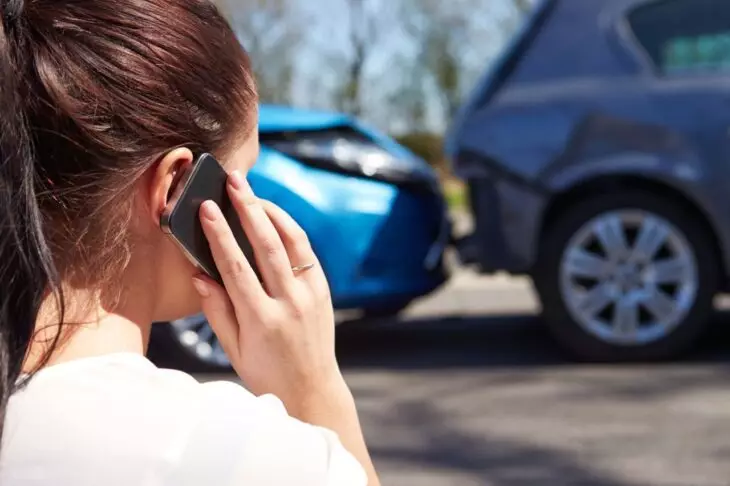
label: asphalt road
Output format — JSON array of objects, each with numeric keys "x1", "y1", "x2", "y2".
[
  {"x1": 333, "y1": 273, "x2": 730, "y2": 486},
  {"x1": 200, "y1": 271, "x2": 730, "y2": 486}
]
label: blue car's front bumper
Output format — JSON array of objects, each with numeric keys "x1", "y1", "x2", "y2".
[{"x1": 250, "y1": 147, "x2": 450, "y2": 310}]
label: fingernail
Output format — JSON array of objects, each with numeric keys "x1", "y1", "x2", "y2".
[
  {"x1": 228, "y1": 170, "x2": 247, "y2": 190},
  {"x1": 200, "y1": 200, "x2": 220, "y2": 221},
  {"x1": 192, "y1": 277, "x2": 210, "y2": 297}
]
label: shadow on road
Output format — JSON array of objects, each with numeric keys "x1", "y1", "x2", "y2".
[
  {"x1": 336, "y1": 310, "x2": 730, "y2": 370},
  {"x1": 183, "y1": 308, "x2": 730, "y2": 484},
  {"x1": 338, "y1": 311, "x2": 730, "y2": 486},
  {"x1": 369, "y1": 398, "x2": 648, "y2": 486},
  {"x1": 336, "y1": 313, "x2": 566, "y2": 369}
]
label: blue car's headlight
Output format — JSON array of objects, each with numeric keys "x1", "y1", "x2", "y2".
[{"x1": 265, "y1": 130, "x2": 436, "y2": 185}]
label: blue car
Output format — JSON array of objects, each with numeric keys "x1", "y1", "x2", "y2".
[{"x1": 150, "y1": 104, "x2": 451, "y2": 370}]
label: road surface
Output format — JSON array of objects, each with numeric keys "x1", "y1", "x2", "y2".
[
  {"x1": 201, "y1": 271, "x2": 730, "y2": 485},
  {"x1": 334, "y1": 272, "x2": 730, "y2": 486}
]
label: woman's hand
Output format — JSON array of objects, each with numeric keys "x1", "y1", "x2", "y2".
[
  {"x1": 191, "y1": 170, "x2": 343, "y2": 407},
  {"x1": 191, "y1": 170, "x2": 381, "y2": 486}
]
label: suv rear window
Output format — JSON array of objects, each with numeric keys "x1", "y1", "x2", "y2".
[{"x1": 628, "y1": 0, "x2": 730, "y2": 75}]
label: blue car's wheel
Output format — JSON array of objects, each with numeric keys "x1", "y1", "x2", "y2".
[{"x1": 149, "y1": 315, "x2": 231, "y2": 372}]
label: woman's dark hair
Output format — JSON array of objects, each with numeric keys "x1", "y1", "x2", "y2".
[{"x1": 0, "y1": 0, "x2": 257, "y2": 443}]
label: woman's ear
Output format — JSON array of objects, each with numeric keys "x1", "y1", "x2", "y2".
[{"x1": 148, "y1": 147, "x2": 194, "y2": 226}]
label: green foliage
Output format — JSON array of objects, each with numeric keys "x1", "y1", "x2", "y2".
[
  {"x1": 444, "y1": 180, "x2": 467, "y2": 210},
  {"x1": 396, "y1": 132, "x2": 468, "y2": 210},
  {"x1": 395, "y1": 132, "x2": 446, "y2": 171}
]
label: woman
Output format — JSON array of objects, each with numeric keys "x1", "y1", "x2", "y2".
[{"x1": 0, "y1": 0, "x2": 380, "y2": 485}]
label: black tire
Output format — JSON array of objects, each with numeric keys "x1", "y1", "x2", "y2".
[
  {"x1": 148, "y1": 323, "x2": 232, "y2": 373},
  {"x1": 534, "y1": 190, "x2": 719, "y2": 362}
]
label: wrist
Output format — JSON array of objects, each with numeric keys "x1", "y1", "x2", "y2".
[{"x1": 286, "y1": 372, "x2": 355, "y2": 421}]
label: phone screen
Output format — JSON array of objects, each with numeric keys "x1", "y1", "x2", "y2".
[{"x1": 160, "y1": 153, "x2": 259, "y2": 284}]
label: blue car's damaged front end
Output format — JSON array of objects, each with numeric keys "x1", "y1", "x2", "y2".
[
  {"x1": 152, "y1": 105, "x2": 451, "y2": 370},
  {"x1": 252, "y1": 105, "x2": 450, "y2": 310}
]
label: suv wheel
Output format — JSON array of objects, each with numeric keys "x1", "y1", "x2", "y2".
[{"x1": 535, "y1": 191, "x2": 718, "y2": 361}]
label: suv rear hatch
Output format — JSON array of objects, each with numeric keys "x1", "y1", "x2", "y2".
[{"x1": 444, "y1": 0, "x2": 557, "y2": 163}]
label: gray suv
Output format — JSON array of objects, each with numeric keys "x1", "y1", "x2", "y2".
[{"x1": 447, "y1": 0, "x2": 730, "y2": 360}]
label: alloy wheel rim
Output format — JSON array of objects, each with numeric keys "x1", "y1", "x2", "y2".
[
  {"x1": 559, "y1": 210, "x2": 698, "y2": 346},
  {"x1": 170, "y1": 313, "x2": 230, "y2": 367}
]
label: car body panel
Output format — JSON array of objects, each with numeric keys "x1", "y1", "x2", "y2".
[
  {"x1": 448, "y1": 0, "x2": 730, "y2": 276},
  {"x1": 258, "y1": 104, "x2": 352, "y2": 132},
  {"x1": 259, "y1": 104, "x2": 434, "y2": 176},
  {"x1": 252, "y1": 106, "x2": 449, "y2": 309}
]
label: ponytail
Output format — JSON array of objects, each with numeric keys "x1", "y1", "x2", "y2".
[{"x1": 0, "y1": 0, "x2": 60, "y2": 443}]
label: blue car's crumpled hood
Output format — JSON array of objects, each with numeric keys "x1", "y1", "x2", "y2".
[
  {"x1": 258, "y1": 104, "x2": 353, "y2": 133},
  {"x1": 258, "y1": 104, "x2": 431, "y2": 172}
]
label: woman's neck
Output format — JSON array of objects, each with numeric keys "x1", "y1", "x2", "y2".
[{"x1": 24, "y1": 284, "x2": 154, "y2": 372}]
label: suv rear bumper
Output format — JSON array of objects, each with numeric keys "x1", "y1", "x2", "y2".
[{"x1": 457, "y1": 169, "x2": 549, "y2": 275}]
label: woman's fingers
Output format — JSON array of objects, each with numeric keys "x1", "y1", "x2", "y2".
[
  {"x1": 191, "y1": 273, "x2": 240, "y2": 362},
  {"x1": 260, "y1": 200, "x2": 330, "y2": 296},
  {"x1": 227, "y1": 171, "x2": 294, "y2": 297},
  {"x1": 260, "y1": 201, "x2": 317, "y2": 266},
  {"x1": 199, "y1": 200, "x2": 266, "y2": 308}
]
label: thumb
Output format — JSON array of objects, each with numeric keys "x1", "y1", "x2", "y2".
[{"x1": 191, "y1": 274, "x2": 239, "y2": 360}]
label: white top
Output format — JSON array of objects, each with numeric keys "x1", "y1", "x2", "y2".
[{"x1": 0, "y1": 353, "x2": 367, "y2": 486}]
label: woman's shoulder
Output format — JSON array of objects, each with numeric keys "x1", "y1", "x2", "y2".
[
  {"x1": 2, "y1": 353, "x2": 251, "y2": 482},
  {"x1": 2, "y1": 353, "x2": 366, "y2": 486},
  {"x1": 8, "y1": 352, "x2": 273, "y2": 427},
  {"x1": 12, "y1": 352, "x2": 212, "y2": 403}
]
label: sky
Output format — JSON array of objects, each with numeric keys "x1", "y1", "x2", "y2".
[{"x1": 228, "y1": 0, "x2": 539, "y2": 132}]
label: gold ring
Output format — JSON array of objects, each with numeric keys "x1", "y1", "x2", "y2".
[{"x1": 291, "y1": 263, "x2": 316, "y2": 273}]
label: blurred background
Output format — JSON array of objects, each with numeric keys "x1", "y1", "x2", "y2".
[
  {"x1": 214, "y1": 0, "x2": 539, "y2": 209},
  {"x1": 150, "y1": 0, "x2": 730, "y2": 484}
]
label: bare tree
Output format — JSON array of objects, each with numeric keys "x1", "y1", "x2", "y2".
[
  {"x1": 384, "y1": 53, "x2": 429, "y2": 133},
  {"x1": 399, "y1": 0, "x2": 538, "y2": 126},
  {"x1": 213, "y1": 0, "x2": 538, "y2": 126},
  {"x1": 400, "y1": 0, "x2": 473, "y2": 122},
  {"x1": 219, "y1": 0, "x2": 299, "y2": 104},
  {"x1": 332, "y1": 0, "x2": 378, "y2": 116},
  {"x1": 514, "y1": 0, "x2": 535, "y2": 13}
]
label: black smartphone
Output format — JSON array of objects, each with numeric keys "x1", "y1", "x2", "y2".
[{"x1": 160, "y1": 152, "x2": 259, "y2": 285}]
